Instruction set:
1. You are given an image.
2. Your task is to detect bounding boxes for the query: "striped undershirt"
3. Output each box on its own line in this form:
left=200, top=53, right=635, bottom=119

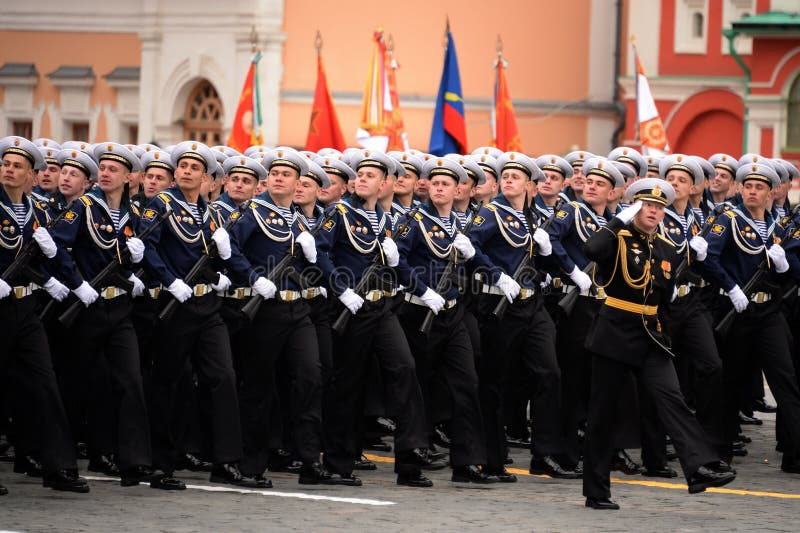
left=364, top=210, right=380, bottom=235
left=306, top=216, right=317, bottom=228
left=275, top=205, right=292, bottom=222
left=753, top=219, right=768, bottom=243
left=775, top=206, right=786, bottom=219
left=186, top=202, right=201, bottom=223
left=109, top=209, right=120, bottom=231
left=455, top=211, right=467, bottom=228
left=515, top=210, right=529, bottom=231
left=692, top=207, right=705, bottom=226
left=11, top=203, right=26, bottom=227
left=676, top=214, right=687, bottom=233
left=439, top=216, right=452, bottom=234
left=596, top=215, right=608, bottom=228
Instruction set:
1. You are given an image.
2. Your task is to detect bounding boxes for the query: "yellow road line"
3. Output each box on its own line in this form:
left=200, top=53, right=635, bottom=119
left=363, top=454, right=800, bottom=500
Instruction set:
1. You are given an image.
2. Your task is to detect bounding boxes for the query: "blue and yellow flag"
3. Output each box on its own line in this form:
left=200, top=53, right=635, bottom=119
left=429, top=27, right=467, bottom=156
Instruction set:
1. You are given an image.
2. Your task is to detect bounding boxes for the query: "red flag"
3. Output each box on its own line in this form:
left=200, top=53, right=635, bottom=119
left=493, top=59, right=521, bottom=152
left=227, top=53, right=263, bottom=153
left=305, top=55, right=346, bottom=152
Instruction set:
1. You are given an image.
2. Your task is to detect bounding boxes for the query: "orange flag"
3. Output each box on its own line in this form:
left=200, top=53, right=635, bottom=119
left=305, top=54, right=346, bottom=152
left=493, top=58, right=521, bottom=152
left=227, top=52, right=264, bottom=153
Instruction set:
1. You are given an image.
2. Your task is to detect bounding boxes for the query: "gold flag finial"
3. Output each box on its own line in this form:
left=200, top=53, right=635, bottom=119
left=250, top=25, right=257, bottom=54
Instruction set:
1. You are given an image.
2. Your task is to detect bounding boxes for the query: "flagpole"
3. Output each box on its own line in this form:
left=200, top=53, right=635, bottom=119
left=631, top=35, right=640, bottom=147
left=315, top=30, right=322, bottom=57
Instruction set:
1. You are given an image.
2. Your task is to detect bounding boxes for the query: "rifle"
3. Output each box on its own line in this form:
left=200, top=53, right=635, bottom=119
left=493, top=198, right=564, bottom=320
left=715, top=205, right=800, bottom=336
left=157, top=203, right=248, bottom=322
left=419, top=201, right=483, bottom=335
left=673, top=203, right=727, bottom=282
left=331, top=206, right=420, bottom=335
left=239, top=207, right=337, bottom=321
left=2, top=198, right=72, bottom=282
left=55, top=205, right=173, bottom=327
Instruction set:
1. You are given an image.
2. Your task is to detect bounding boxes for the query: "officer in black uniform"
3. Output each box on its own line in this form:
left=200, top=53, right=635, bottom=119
left=582, top=178, right=735, bottom=510
left=0, top=135, right=89, bottom=493
left=139, top=140, right=253, bottom=490
left=546, top=157, right=632, bottom=474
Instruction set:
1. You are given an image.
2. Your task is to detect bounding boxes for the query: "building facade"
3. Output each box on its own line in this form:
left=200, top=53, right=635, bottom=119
left=0, top=0, right=619, bottom=154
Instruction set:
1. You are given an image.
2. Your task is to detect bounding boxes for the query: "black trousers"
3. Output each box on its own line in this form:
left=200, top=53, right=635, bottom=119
left=663, top=295, right=727, bottom=451
left=477, top=294, right=563, bottom=468
left=723, top=306, right=800, bottom=466
left=0, top=295, right=76, bottom=472
left=238, top=299, right=322, bottom=475
left=583, top=351, right=717, bottom=500
left=73, top=297, right=152, bottom=470
left=149, top=294, right=242, bottom=474
left=399, top=302, right=486, bottom=467
left=325, top=298, right=427, bottom=475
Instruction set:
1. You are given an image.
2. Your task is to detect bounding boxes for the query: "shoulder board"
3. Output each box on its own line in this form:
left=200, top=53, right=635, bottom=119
left=569, top=201, right=581, bottom=210
left=157, top=192, right=172, bottom=204
left=336, top=203, right=348, bottom=214
left=79, top=196, right=92, bottom=206
left=414, top=212, right=423, bottom=221
left=618, top=229, right=632, bottom=237
left=131, top=204, right=140, bottom=217
left=723, top=210, right=736, bottom=219
left=486, top=204, right=497, bottom=211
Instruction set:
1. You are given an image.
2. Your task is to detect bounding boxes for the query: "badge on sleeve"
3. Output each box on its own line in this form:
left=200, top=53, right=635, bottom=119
left=556, top=210, right=568, bottom=219
left=64, top=210, right=78, bottom=224
left=472, top=215, right=485, bottom=226
left=323, top=219, right=336, bottom=232
left=710, top=224, right=726, bottom=236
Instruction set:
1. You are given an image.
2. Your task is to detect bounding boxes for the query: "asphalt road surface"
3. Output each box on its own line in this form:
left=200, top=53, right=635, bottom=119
left=1, top=409, right=798, bottom=532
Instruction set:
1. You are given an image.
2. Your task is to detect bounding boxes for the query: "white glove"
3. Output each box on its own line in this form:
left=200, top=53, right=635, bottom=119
left=127, top=273, right=145, bottom=298
left=44, top=277, right=69, bottom=301
left=533, top=228, right=552, bottom=256
left=381, top=237, right=400, bottom=267
left=338, top=287, right=364, bottom=315
left=616, top=200, right=643, bottom=225
left=33, top=227, right=57, bottom=258
left=689, top=236, right=708, bottom=261
left=126, top=237, right=145, bottom=264
left=167, top=279, right=193, bottom=303
left=671, top=286, right=679, bottom=303
left=767, top=244, right=789, bottom=274
left=452, top=233, right=476, bottom=260
left=211, top=227, right=231, bottom=260
left=73, top=280, right=99, bottom=307
left=495, top=272, right=521, bottom=303
left=0, top=278, right=11, bottom=299
left=211, top=272, right=231, bottom=292
left=252, top=276, right=277, bottom=300
left=568, top=265, right=593, bottom=295
left=728, top=285, right=748, bottom=313
left=420, top=287, right=446, bottom=314
left=295, top=231, right=317, bottom=264
left=319, top=287, right=328, bottom=298
left=540, top=272, right=552, bottom=290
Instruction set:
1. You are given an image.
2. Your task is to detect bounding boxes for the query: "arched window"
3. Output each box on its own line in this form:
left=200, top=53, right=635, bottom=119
left=183, top=80, right=223, bottom=145
left=692, top=12, right=704, bottom=38
left=788, top=75, right=800, bottom=147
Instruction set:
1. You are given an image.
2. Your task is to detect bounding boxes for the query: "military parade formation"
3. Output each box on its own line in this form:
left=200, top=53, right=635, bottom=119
left=1, top=135, right=799, bottom=511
